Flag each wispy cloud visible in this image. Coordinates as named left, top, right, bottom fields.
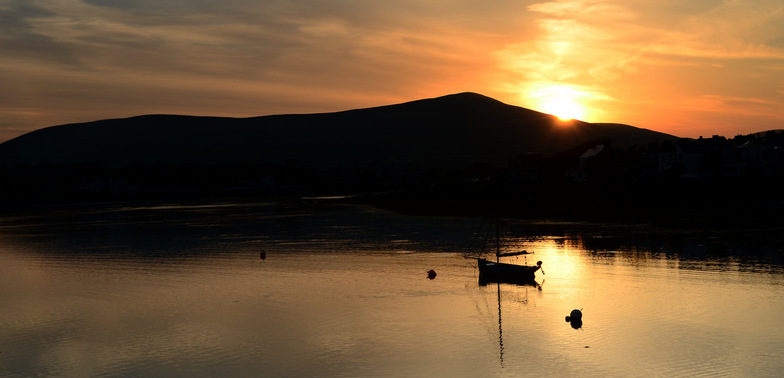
left=680, top=95, right=779, bottom=116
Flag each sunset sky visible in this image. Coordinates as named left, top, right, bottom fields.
left=2, top=0, right=783, bottom=142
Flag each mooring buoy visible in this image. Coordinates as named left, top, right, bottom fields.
left=565, top=308, right=583, bottom=329
left=565, top=309, right=583, bottom=322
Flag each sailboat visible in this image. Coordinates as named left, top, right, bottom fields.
left=476, top=217, right=544, bottom=284
left=483, top=261, right=542, bottom=367
left=478, top=255, right=543, bottom=284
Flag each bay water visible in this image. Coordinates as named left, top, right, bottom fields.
left=1, top=200, right=782, bottom=377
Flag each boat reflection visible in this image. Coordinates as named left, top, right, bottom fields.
left=478, top=275, right=543, bottom=367
left=567, top=317, right=583, bottom=329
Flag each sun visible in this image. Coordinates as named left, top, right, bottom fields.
left=540, top=97, right=585, bottom=121
left=529, top=85, right=588, bottom=121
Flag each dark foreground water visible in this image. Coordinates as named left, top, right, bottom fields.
left=1, top=200, right=783, bottom=377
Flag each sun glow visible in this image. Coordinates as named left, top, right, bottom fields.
left=530, top=85, right=589, bottom=121
left=541, top=97, right=583, bottom=121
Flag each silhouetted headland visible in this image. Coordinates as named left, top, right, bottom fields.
left=1, top=92, right=782, bottom=229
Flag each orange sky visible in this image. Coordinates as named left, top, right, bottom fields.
left=1, top=0, right=783, bottom=142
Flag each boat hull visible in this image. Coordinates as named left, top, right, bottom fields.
left=477, top=258, right=540, bottom=284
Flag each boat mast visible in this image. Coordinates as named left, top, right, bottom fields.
left=497, top=282, right=504, bottom=367
left=495, top=217, right=500, bottom=263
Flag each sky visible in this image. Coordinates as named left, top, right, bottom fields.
left=2, top=0, right=784, bottom=142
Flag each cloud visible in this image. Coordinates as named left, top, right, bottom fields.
left=679, top=95, right=780, bottom=117
left=639, top=0, right=784, bottom=60
left=528, top=0, right=635, bottom=20
left=5, top=0, right=514, bottom=83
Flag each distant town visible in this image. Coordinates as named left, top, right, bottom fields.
left=509, top=130, right=784, bottom=184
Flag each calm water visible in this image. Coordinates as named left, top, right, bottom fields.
left=1, top=200, right=783, bottom=377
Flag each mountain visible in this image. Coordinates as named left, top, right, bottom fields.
left=0, top=92, right=675, bottom=172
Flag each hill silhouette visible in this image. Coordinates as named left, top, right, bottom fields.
left=0, top=92, right=674, bottom=170
left=3, top=93, right=784, bottom=230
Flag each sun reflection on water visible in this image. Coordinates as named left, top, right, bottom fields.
left=506, top=236, right=588, bottom=283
